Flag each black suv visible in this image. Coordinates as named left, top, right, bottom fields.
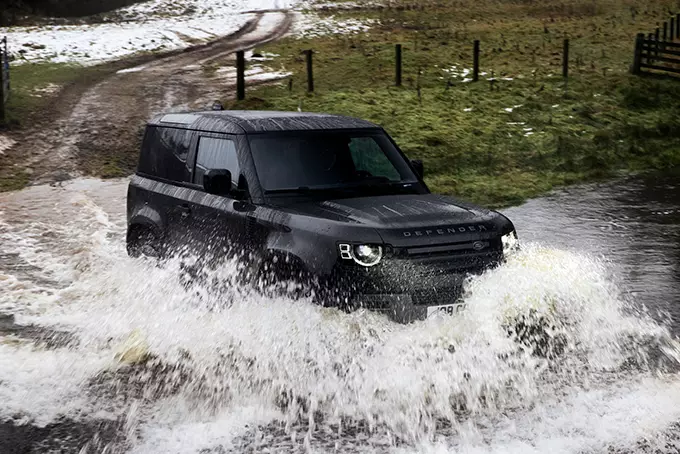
left=127, top=110, right=518, bottom=322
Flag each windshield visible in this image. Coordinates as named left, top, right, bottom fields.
left=249, top=131, right=419, bottom=194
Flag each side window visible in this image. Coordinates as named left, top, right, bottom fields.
left=194, top=137, right=240, bottom=187
left=348, top=137, right=401, bottom=181
left=137, top=126, right=192, bottom=182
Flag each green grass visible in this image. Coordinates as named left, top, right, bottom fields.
left=0, top=62, right=105, bottom=191
left=0, top=170, right=30, bottom=192
left=2, top=62, right=102, bottom=127
left=230, top=0, right=680, bottom=207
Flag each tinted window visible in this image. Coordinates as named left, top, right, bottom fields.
left=249, top=132, right=416, bottom=191
left=349, top=137, right=401, bottom=181
left=194, top=137, right=239, bottom=187
left=137, top=126, right=192, bottom=181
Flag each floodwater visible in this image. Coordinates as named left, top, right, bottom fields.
left=503, top=170, right=680, bottom=331
left=0, top=172, right=679, bottom=453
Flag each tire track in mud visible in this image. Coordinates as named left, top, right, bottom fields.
left=10, top=10, right=294, bottom=185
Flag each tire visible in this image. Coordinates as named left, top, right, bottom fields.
left=127, top=226, right=163, bottom=259
left=255, top=255, right=314, bottom=300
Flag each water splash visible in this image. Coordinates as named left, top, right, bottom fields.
left=1, top=179, right=679, bottom=453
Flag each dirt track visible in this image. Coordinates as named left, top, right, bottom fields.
left=5, top=10, right=294, bottom=186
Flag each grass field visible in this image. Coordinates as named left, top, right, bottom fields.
left=1, top=62, right=103, bottom=127
left=0, top=62, right=105, bottom=192
left=231, top=0, right=680, bottom=207
left=3, top=1, right=680, bottom=205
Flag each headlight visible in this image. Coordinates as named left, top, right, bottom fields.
left=501, top=231, right=519, bottom=256
left=338, top=243, right=383, bottom=267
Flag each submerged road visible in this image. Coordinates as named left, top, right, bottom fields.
left=0, top=172, right=679, bottom=453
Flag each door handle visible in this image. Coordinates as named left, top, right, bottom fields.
left=179, top=204, right=191, bottom=217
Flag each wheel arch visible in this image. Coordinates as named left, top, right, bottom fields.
left=259, top=249, right=311, bottom=276
left=127, top=206, right=165, bottom=243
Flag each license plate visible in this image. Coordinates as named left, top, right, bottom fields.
left=427, top=303, right=466, bottom=317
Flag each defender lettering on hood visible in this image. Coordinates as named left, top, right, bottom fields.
left=402, top=224, right=489, bottom=237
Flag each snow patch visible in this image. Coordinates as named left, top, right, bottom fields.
left=117, top=65, right=147, bottom=74
left=503, top=104, right=524, bottom=113
left=3, top=2, right=378, bottom=65
left=2, top=0, right=300, bottom=65
left=292, top=12, right=377, bottom=38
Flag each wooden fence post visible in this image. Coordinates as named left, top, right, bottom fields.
left=395, top=44, right=402, bottom=86
left=677, top=13, right=680, bottom=39
left=305, top=49, right=314, bottom=93
left=632, top=33, right=644, bottom=75
left=473, top=40, right=480, bottom=82
left=562, top=38, right=570, bottom=78
left=671, top=17, right=676, bottom=41
left=655, top=27, right=660, bottom=58
left=663, top=22, right=668, bottom=42
left=236, top=50, right=245, bottom=101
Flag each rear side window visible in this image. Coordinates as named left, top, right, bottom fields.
left=137, top=126, right=192, bottom=182
left=193, top=137, right=239, bottom=187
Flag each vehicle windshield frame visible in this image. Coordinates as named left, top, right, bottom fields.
left=246, top=128, right=427, bottom=201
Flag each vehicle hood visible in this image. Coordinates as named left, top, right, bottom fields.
left=279, top=194, right=510, bottom=246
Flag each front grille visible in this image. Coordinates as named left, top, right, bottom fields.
left=403, top=238, right=500, bottom=257
left=395, top=239, right=502, bottom=274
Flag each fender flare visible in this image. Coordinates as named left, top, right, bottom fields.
left=128, top=206, right=165, bottom=242
left=259, top=249, right=311, bottom=276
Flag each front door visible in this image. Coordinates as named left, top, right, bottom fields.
left=185, top=134, right=249, bottom=262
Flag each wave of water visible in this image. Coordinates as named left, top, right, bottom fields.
left=1, top=179, right=680, bottom=453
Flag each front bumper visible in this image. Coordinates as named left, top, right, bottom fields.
left=322, top=249, right=502, bottom=323
left=350, top=291, right=465, bottom=323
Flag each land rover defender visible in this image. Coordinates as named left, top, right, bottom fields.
left=126, top=110, right=518, bottom=322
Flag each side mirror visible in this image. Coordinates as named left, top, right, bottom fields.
left=203, top=169, right=233, bottom=195
left=411, top=159, right=424, bottom=179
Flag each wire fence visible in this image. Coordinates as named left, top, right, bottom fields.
left=233, top=38, right=574, bottom=99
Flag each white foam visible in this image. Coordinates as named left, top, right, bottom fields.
left=0, top=179, right=678, bottom=452
left=409, top=377, right=680, bottom=454
left=0, top=135, right=15, bottom=155
left=0, top=344, right=113, bottom=425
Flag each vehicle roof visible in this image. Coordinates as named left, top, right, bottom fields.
left=147, top=110, right=381, bottom=134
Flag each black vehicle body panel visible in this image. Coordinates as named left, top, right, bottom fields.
left=127, top=110, right=516, bottom=322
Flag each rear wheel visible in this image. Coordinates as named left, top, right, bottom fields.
left=127, top=226, right=163, bottom=259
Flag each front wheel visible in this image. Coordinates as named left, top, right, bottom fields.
left=254, top=256, right=316, bottom=301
